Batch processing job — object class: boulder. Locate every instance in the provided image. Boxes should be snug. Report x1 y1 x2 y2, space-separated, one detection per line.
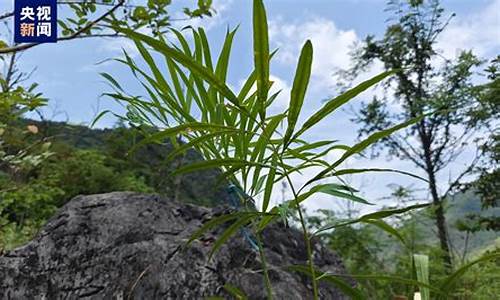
0 192 354 299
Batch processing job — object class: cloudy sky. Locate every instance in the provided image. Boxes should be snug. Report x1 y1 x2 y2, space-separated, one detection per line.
5 0 500 214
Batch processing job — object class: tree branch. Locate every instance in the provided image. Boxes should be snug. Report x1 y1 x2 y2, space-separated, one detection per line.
0 0 125 55
441 150 481 200
0 11 14 21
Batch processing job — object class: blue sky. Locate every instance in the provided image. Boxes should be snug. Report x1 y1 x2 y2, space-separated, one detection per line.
3 0 500 213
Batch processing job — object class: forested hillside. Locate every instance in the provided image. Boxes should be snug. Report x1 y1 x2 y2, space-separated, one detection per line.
0 119 230 249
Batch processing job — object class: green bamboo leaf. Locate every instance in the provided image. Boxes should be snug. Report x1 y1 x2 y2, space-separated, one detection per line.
223 284 248 300
284 40 313 146
286 140 338 154
165 130 239 162
90 110 110 128
100 72 124 92
133 40 172 97
250 114 286 192
283 183 370 210
314 202 431 235
116 27 241 109
438 252 500 299
215 27 238 81
414 254 430 300
305 116 423 188
186 212 246 246
288 265 365 300
312 184 372 205
197 27 214 71
295 71 395 139
208 214 256 260
129 123 238 154
253 0 270 120
170 27 192 56
238 70 257 101
172 159 275 176
257 207 279 232
362 203 430 220
330 168 428 182
252 174 268 195
262 154 278 212
250 114 286 163
184 212 258 247
363 219 407 246
165 57 186 106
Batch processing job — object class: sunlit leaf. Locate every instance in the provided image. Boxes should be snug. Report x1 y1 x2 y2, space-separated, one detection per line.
284 40 313 147
253 0 270 119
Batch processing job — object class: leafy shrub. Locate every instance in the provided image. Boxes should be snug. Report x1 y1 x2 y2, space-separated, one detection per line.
0 147 153 250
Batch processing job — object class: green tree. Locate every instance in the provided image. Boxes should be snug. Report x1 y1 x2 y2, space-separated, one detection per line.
343 0 494 270
0 145 153 250
473 56 500 210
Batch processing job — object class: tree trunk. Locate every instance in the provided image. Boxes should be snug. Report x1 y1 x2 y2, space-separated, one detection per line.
422 138 453 271
427 170 453 270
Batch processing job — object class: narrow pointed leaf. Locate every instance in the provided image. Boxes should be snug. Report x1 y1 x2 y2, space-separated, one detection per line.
186 212 245 246
314 202 431 235
208 214 255 260
312 185 372 205
116 27 241 108
305 116 423 188
223 284 248 300
165 130 239 162
172 159 275 176
129 123 238 154
262 154 278 212
363 219 407 246
330 168 428 182
288 265 365 300
284 40 313 146
253 0 270 119
295 70 395 138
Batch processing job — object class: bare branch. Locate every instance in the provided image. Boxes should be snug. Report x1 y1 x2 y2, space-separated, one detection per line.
0 11 14 21
58 1 141 8
441 150 481 200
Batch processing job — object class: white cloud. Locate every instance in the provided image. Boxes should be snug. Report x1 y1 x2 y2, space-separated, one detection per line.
269 16 358 90
438 0 500 59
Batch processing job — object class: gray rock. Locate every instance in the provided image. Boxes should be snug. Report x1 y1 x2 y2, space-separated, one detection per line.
0 192 354 299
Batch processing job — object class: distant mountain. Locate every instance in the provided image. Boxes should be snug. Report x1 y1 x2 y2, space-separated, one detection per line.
19 118 231 207
407 190 499 254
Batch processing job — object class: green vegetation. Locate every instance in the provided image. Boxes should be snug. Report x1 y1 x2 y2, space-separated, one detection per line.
0 121 152 248
341 0 497 270
94 0 498 298
0 118 232 249
0 0 497 299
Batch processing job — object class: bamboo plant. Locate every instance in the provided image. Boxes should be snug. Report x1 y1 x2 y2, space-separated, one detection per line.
95 0 499 298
